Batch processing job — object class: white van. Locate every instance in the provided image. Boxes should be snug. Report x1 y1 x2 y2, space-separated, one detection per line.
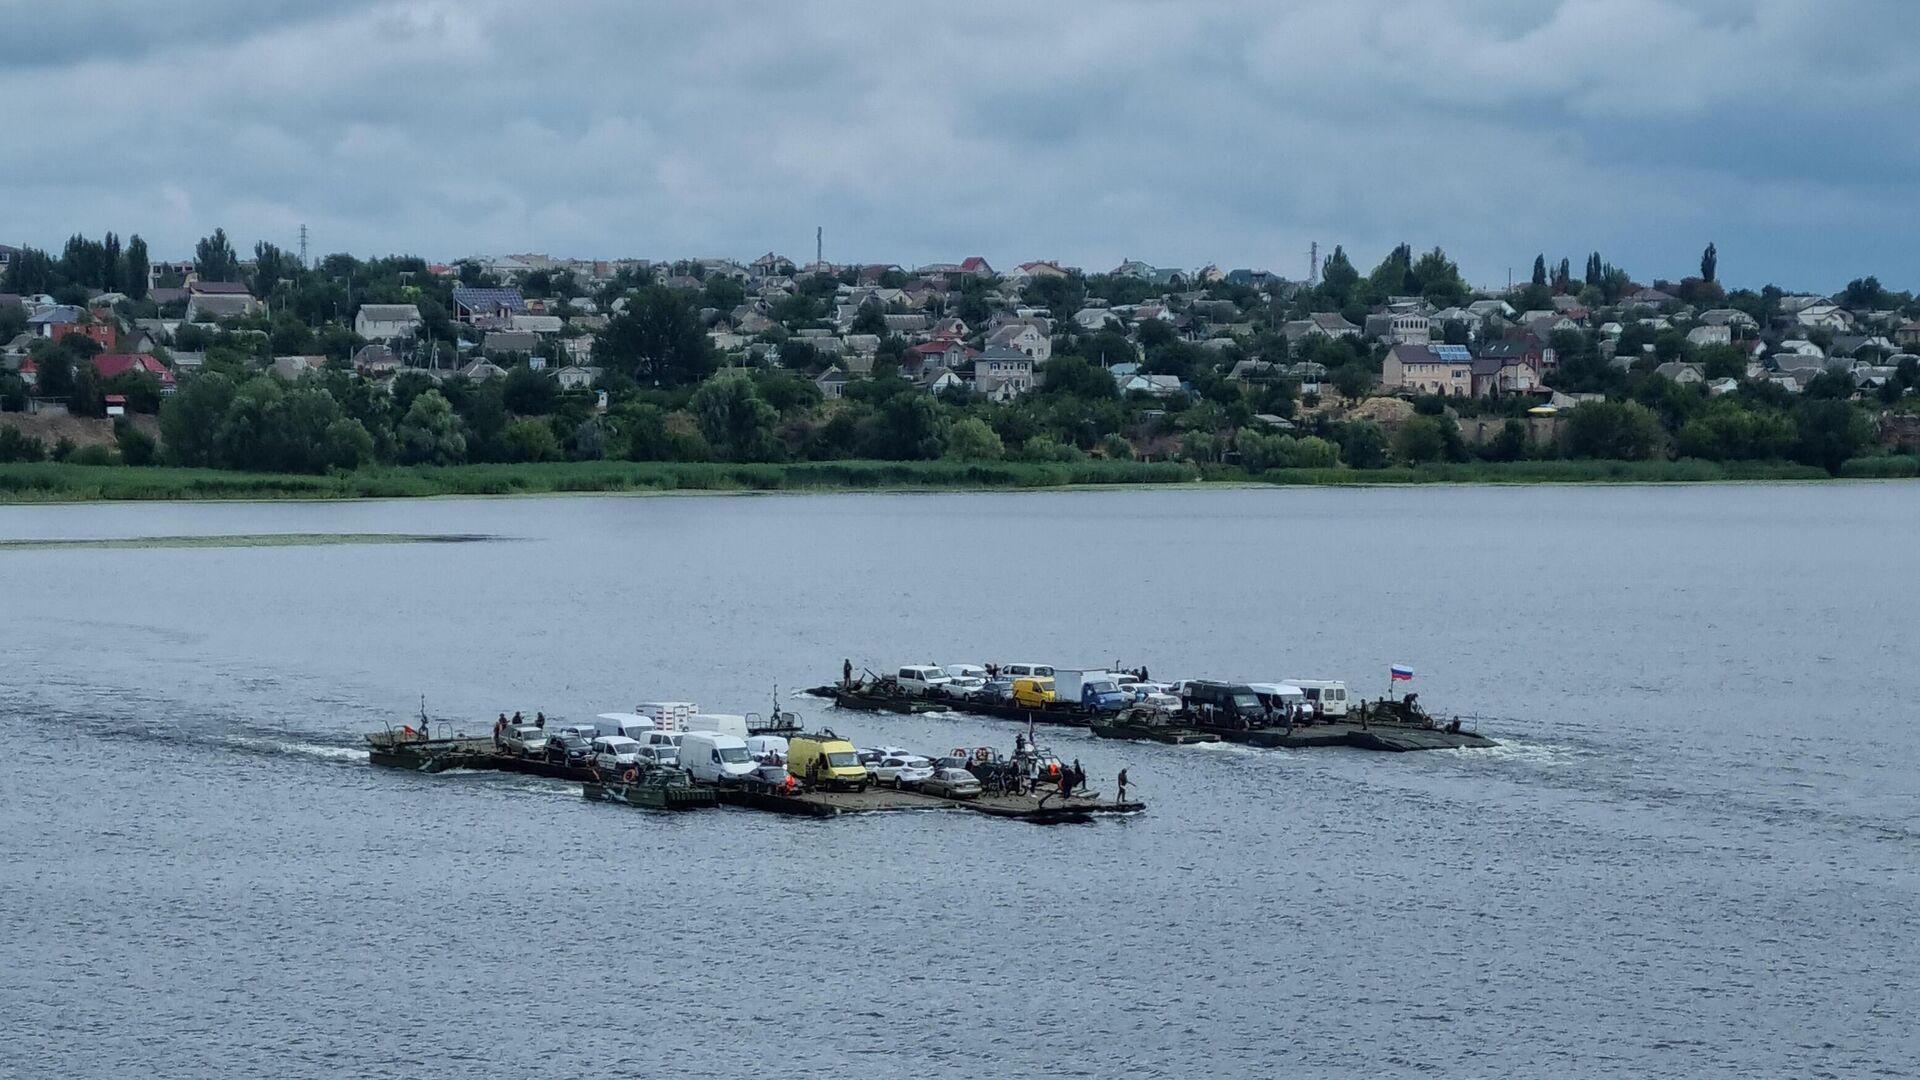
680 731 756 783
596 712 658 740
638 730 683 752
591 735 643 772
896 665 952 695
1001 663 1055 680
683 713 750 740
1282 679 1350 718
746 735 788 763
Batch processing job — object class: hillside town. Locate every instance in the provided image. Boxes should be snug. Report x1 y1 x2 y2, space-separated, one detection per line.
1 233 1916 474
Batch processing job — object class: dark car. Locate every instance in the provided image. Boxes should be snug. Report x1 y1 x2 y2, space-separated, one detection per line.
544 734 593 767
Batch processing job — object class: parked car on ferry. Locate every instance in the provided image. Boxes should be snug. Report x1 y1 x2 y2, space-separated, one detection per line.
504 724 548 758
895 665 953 696
787 734 869 791
874 754 934 787
591 735 644 773
1000 663 1055 681
545 734 594 767
680 731 756 783
937 665 989 698
634 744 679 768
553 723 602 743
921 767 984 800
977 678 1014 703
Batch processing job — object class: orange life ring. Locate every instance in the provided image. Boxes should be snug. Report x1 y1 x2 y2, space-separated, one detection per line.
1047 762 1059 777
623 768 638 783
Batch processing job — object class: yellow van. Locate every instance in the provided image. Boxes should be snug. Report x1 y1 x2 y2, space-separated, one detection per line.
787 734 869 791
1012 677 1057 708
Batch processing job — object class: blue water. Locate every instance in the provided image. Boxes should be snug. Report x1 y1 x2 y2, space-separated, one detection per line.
3 485 1917 1078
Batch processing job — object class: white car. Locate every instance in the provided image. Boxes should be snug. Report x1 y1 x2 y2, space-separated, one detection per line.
873 754 934 787
591 735 643 773
503 724 548 757
634 745 679 768
895 665 953 695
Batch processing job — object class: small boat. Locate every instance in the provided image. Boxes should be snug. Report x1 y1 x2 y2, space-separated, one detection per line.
583 767 718 810
1090 706 1220 745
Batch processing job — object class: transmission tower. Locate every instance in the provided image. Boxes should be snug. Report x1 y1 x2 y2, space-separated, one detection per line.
298 224 309 270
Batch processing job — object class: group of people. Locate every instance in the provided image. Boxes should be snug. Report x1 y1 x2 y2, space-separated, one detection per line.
491 710 546 747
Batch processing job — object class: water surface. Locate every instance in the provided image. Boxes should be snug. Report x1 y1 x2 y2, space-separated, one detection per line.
3 486 1916 1078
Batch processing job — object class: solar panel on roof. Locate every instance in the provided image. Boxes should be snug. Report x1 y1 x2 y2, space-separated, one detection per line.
1432 345 1472 361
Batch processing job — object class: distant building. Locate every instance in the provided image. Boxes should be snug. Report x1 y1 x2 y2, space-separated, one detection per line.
354 304 422 342
1381 343 1472 396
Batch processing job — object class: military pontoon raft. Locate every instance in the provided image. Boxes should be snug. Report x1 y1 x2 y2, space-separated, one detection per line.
364 728 1142 824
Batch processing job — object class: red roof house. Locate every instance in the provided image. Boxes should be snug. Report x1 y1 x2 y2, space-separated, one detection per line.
92 353 177 390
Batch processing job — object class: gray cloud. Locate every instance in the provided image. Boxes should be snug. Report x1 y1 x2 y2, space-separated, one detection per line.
3 0 1916 290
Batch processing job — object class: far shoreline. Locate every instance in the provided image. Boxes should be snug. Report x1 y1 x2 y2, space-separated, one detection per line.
2 457 1912 506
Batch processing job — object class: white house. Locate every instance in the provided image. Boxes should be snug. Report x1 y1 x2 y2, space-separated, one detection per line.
1685 325 1732 348
552 365 596 390
1388 312 1431 345
974 346 1035 399
986 321 1052 363
353 304 422 341
1796 304 1853 331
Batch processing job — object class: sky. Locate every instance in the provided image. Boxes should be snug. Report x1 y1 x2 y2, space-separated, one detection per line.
3 0 1918 292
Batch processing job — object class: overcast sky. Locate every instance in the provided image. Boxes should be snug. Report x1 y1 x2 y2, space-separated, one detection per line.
5 0 1916 291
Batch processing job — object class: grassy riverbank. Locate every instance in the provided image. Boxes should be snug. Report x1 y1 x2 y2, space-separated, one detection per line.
1 456 1907 502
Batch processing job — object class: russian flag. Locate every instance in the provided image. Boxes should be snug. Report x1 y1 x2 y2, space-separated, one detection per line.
1390 665 1414 681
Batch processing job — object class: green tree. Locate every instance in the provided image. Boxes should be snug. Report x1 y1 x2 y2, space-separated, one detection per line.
945 416 1004 460
596 286 717 386
1332 364 1373 403
1696 344 1747 381
502 364 559 415
1316 246 1359 310
1411 247 1468 307
322 417 375 470
1561 400 1662 461
195 228 239 282
1391 414 1455 465
113 418 157 465
1041 355 1120 400
1792 399 1872 473
397 389 468 465
871 392 947 460
503 417 562 462
252 241 293 298
689 371 779 461
1483 418 1532 462
160 371 238 465
123 234 150 301
1531 254 1548 287
1701 242 1718 283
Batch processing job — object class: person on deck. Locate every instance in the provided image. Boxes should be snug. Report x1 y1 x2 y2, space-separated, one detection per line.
1117 768 1129 802
511 711 523 727
843 659 853 688
535 711 546 728
494 714 506 747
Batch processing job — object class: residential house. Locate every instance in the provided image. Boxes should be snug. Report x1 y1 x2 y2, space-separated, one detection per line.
451 286 528 325
1624 287 1677 306
842 334 881 358
958 257 994 278
973 346 1035 400
552 365 596 390
1796 303 1853 331
1387 311 1430 345
903 338 973 380
51 320 118 352
457 358 508 381
1470 352 1539 397
1073 307 1120 332
482 330 540 356
1118 373 1182 398
1896 320 1920 348
1466 299 1517 320
510 314 564 335
814 366 848 399
1381 343 1473 396
882 313 931 336
1685 325 1732 348
351 344 400 373
1653 361 1705 385
26 305 84 337
0 243 18 275
1699 308 1760 332
1011 260 1068 282
269 355 327 381
1309 312 1360 339
188 280 252 297
92 353 177 393
919 365 964 394
1482 336 1546 372
986 321 1051 363
354 303 422 341
184 292 260 322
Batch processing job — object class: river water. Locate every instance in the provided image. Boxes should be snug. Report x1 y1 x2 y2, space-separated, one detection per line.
2 485 1917 1078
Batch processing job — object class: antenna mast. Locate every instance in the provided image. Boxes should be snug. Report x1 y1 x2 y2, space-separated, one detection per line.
816 226 823 272
298 224 309 270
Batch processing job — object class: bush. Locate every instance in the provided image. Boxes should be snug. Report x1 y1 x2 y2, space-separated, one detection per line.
0 427 49 463
114 419 158 466
69 444 117 466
